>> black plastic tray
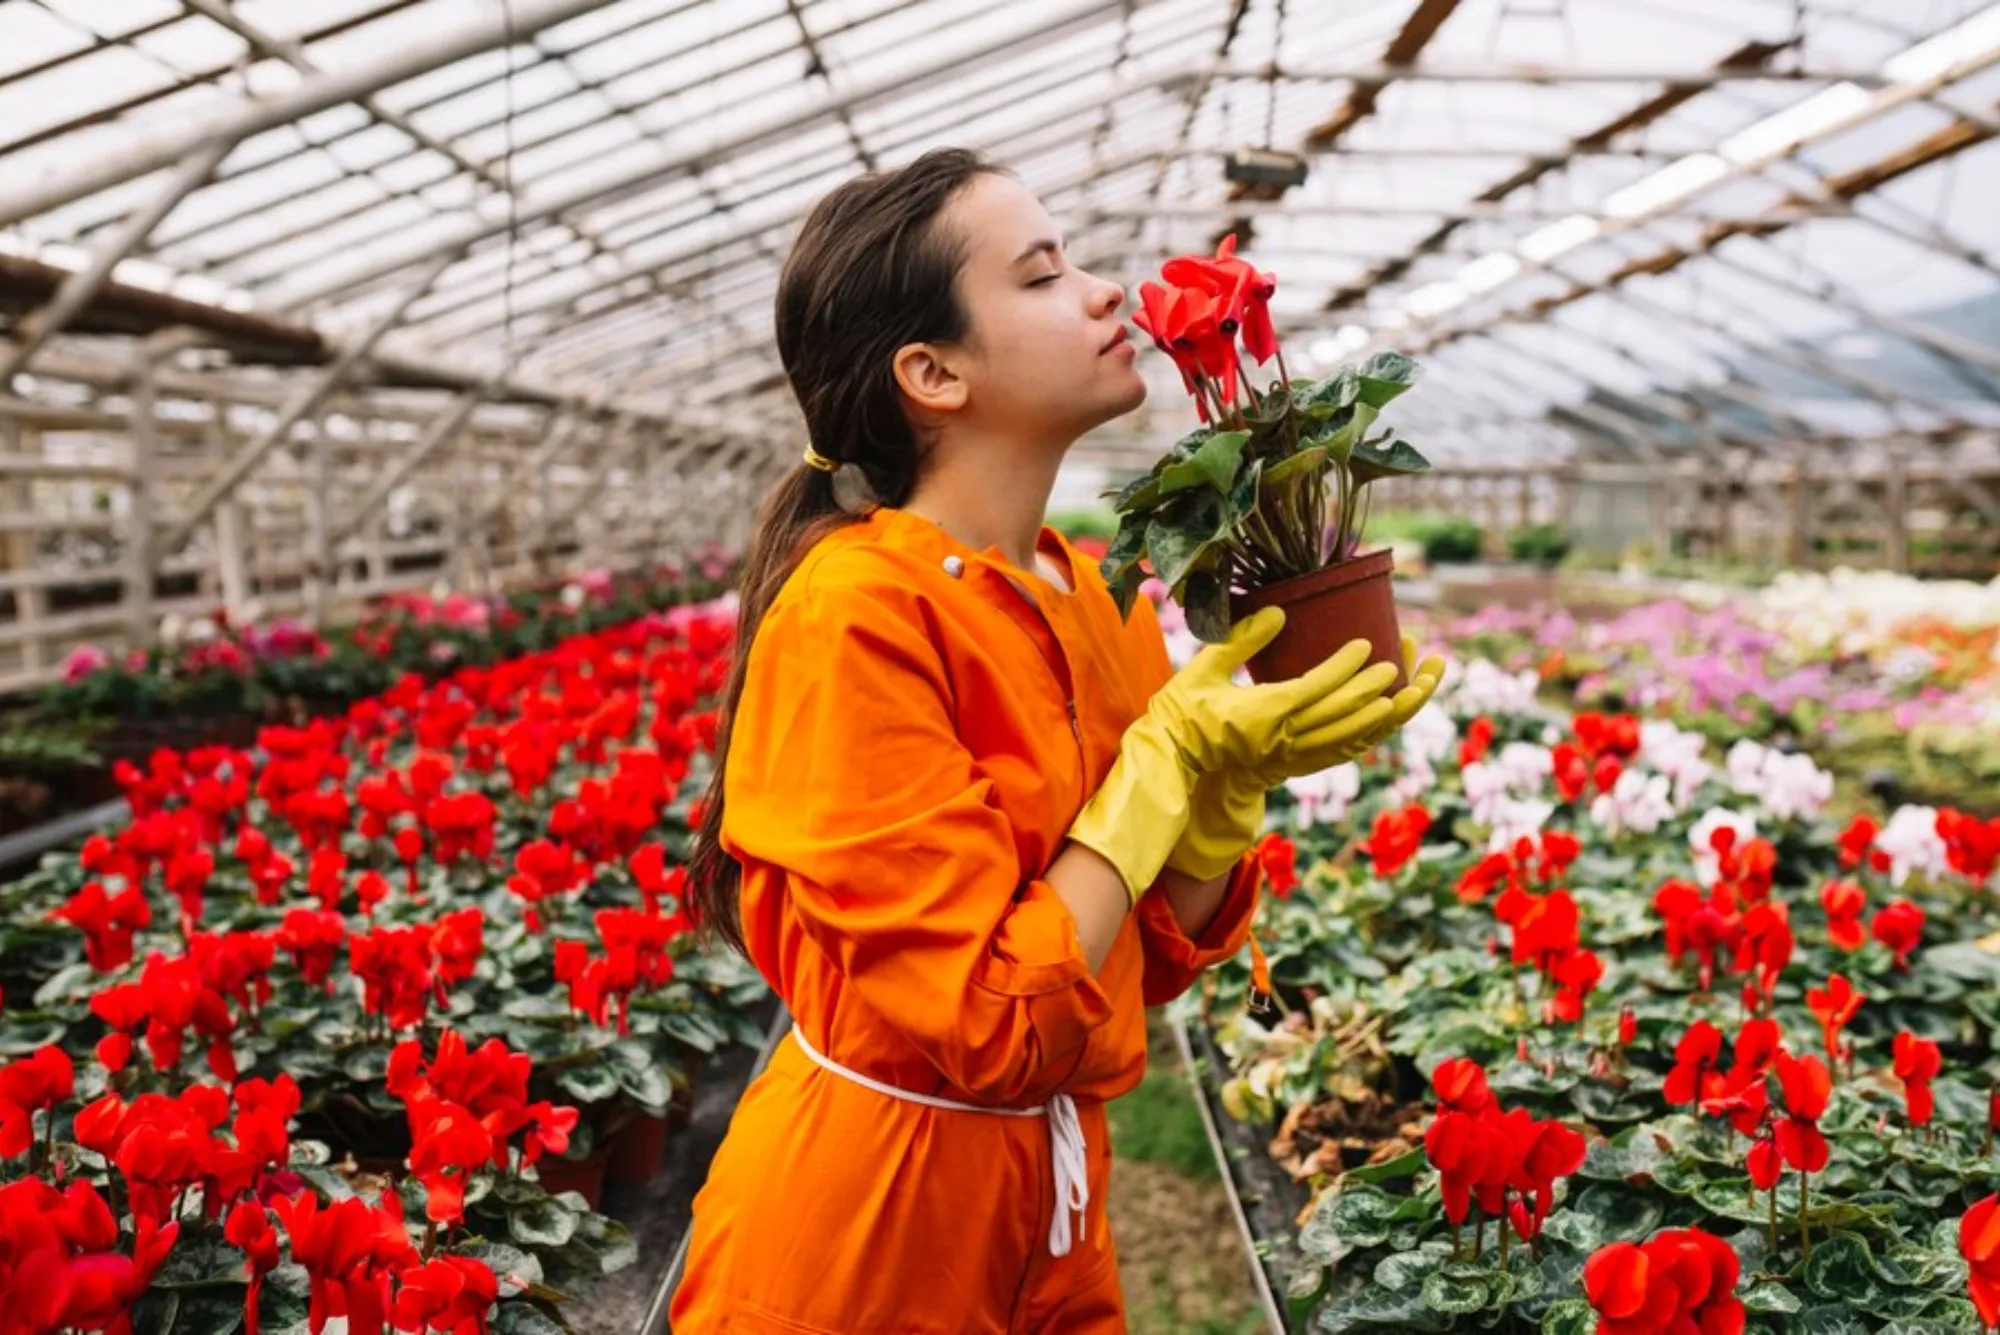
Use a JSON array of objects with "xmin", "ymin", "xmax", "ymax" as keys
[{"xmin": 1173, "ymin": 1013, "xmax": 1313, "ymax": 1335}]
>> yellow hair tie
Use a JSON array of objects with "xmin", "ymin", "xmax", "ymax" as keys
[{"xmin": 802, "ymin": 443, "xmax": 840, "ymax": 474}]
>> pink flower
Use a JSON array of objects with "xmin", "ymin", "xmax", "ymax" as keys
[{"xmin": 62, "ymin": 644, "xmax": 112, "ymax": 683}]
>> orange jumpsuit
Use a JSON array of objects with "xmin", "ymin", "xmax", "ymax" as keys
[{"xmin": 669, "ymin": 506, "xmax": 1261, "ymax": 1334}]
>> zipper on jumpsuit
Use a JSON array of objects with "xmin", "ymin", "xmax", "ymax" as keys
[
  {"xmin": 976, "ymin": 556, "xmax": 1088, "ymax": 783},
  {"xmin": 970, "ymin": 560, "xmax": 1100, "ymax": 1331}
]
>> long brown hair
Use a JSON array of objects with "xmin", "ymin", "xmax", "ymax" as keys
[{"xmin": 687, "ymin": 147, "xmax": 1008, "ymax": 953}]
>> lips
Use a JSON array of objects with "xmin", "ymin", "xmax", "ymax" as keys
[{"xmin": 1101, "ymin": 326, "xmax": 1130, "ymax": 354}]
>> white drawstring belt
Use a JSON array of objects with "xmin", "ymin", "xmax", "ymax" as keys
[{"xmin": 789, "ymin": 1027, "xmax": 1089, "ymax": 1257}]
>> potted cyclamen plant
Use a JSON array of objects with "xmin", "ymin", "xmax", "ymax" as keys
[{"xmin": 1101, "ymin": 236, "xmax": 1431, "ymax": 687}]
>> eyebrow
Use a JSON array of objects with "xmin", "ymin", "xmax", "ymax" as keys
[{"xmin": 1012, "ymin": 237, "xmax": 1064, "ymax": 266}]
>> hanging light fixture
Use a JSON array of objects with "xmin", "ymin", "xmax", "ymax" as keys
[
  {"xmin": 1223, "ymin": 0, "xmax": 1307, "ymax": 190},
  {"xmin": 1224, "ymin": 146, "xmax": 1310, "ymax": 189}
]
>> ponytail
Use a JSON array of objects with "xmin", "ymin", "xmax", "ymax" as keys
[
  {"xmin": 685, "ymin": 147, "xmax": 1007, "ymax": 953},
  {"xmin": 687, "ymin": 466, "xmax": 857, "ymax": 953}
]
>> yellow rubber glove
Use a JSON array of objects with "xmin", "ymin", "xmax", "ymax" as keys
[
  {"xmin": 1164, "ymin": 635, "xmax": 1447, "ymax": 880},
  {"xmin": 1068, "ymin": 608, "xmax": 1403, "ymax": 903}
]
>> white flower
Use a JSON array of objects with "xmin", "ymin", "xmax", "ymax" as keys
[
  {"xmin": 1446, "ymin": 659, "xmax": 1541, "ymax": 716},
  {"xmin": 1385, "ymin": 771, "xmax": 1431, "ymax": 807},
  {"xmin": 1689, "ymin": 808, "xmax": 1759, "ymax": 886},
  {"xmin": 1723, "ymin": 738, "xmax": 1834, "ymax": 823},
  {"xmin": 1639, "ymin": 720, "xmax": 1713, "ymax": 806},
  {"xmin": 1461, "ymin": 760, "xmax": 1511, "ymax": 825},
  {"xmin": 1875, "ymin": 805, "xmax": 1952, "ymax": 887},
  {"xmin": 1590, "ymin": 770, "xmax": 1675, "ymax": 837},
  {"xmin": 1881, "ymin": 645, "xmax": 1935, "ymax": 683},
  {"xmin": 1462, "ymin": 743, "xmax": 1553, "ymax": 828},
  {"xmin": 1162, "ymin": 626, "xmax": 1203, "ymax": 669},
  {"xmin": 1725, "ymin": 739, "xmax": 1771, "ymax": 794},
  {"xmin": 1397, "ymin": 705, "xmax": 1457, "ymax": 776},
  {"xmin": 1495, "ymin": 742, "xmax": 1555, "ymax": 788},
  {"xmin": 1285, "ymin": 763, "xmax": 1361, "ymax": 829},
  {"xmin": 1757, "ymin": 752, "xmax": 1834, "ymax": 823},
  {"xmin": 1487, "ymin": 797, "xmax": 1555, "ymax": 851}
]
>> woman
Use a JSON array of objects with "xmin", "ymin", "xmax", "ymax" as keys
[{"xmin": 672, "ymin": 147, "xmax": 1442, "ymax": 1333}]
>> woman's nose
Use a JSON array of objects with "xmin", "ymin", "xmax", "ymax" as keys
[{"xmin": 1090, "ymin": 275, "xmax": 1125, "ymax": 314}]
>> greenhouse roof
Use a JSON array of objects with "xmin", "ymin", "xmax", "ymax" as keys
[{"xmin": 1, "ymin": 0, "xmax": 1997, "ymax": 468}]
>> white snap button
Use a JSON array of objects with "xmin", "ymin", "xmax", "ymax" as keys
[{"xmin": 942, "ymin": 555, "xmax": 965, "ymax": 578}]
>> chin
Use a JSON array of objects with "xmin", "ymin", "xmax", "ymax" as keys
[
  {"xmin": 1069, "ymin": 397, "xmax": 1144, "ymax": 443},
  {"xmin": 1105, "ymin": 373, "xmax": 1149, "ymax": 420}
]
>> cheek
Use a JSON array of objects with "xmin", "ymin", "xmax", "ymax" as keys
[
  {"xmin": 990, "ymin": 305, "xmax": 1084, "ymax": 374},
  {"xmin": 1019, "ymin": 299, "xmax": 1087, "ymax": 351},
  {"xmin": 972, "ymin": 297, "xmax": 1105, "ymax": 409}
]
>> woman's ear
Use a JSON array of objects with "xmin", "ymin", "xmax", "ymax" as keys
[{"xmin": 892, "ymin": 342, "xmax": 970, "ymax": 419}]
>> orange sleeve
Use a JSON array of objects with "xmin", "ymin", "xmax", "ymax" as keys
[
  {"xmin": 722, "ymin": 571, "xmax": 1114, "ymax": 1105},
  {"xmin": 1116, "ymin": 595, "xmax": 1264, "ymax": 1005},
  {"xmin": 1136, "ymin": 856, "xmax": 1263, "ymax": 1005}
]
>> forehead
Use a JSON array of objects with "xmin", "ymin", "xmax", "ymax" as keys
[{"xmin": 951, "ymin": 174, "xmax": 1060, "ymax": 270}]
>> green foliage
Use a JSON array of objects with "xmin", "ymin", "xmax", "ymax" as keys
[
  {"xmin": 0, "ymin": 722, "xmax": 103, "ymax": 771},
  {"xmin": 1101, "ymin": 352, "xmax": 1431, "ymax": 641},
  {"xmin": 18, "ymin": 564, "xmax": 736, "ymax": 734},
  {"xmin": 1506, "ymin": 524, "xmax": 1573, "ymax": 568},
  {"xmin": 1199, "ymin": 682, "xmax": 2000, "ymax": 1332},
  {"xmin": 1107, "ymin": 1059, "xmax": 1220, "ymax": 1182},
  {"xmin": 1369, "ymin": 512, "xmax": 1485, "ymax": 565},
  {"xmin": 1046, "ymin": 506, "xmax": 1120, "ymax": 541}
]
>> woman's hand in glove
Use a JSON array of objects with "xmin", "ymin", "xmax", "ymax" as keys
[
  {"xmin": 1066, "ymin": 608, "xmax": 1405, "ymax": 903},
  {"xmin": 1164, "ymin": 635, "xmax": 1447, "ymax": 881}
]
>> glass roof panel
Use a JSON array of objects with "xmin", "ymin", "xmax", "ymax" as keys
[
  {"xmin": 41, "ymin": 0, "xmax": 185, "ymax": 39},
  {"xmin": 0, "ymin": 0, "xmax": 1988, "ymax": 466}
]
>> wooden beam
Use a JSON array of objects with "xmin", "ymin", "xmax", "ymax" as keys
[
  {"xmin": 1324, "ymin": 38, "xmax": 1792, "ymax": 310},
  {"xmin": 1297, "ymin": 0, "xmax": 1465, "ymax": 149},
  {"xmin": 1418, "ymin": 97, "xmax": 1998, "ymax": 354},
  {"xmin": 1217, "ymin": 0, "xmax": 1464, "ymax": 247},
  {"xmin": 0, "ymin": 254, "xmax": 324, "ymax": 365}
]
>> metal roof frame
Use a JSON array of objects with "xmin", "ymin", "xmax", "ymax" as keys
[{"xmin": 0, "ymin": 0, "xmax": 1992, "ymax": 485}]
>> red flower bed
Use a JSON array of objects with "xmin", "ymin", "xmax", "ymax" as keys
[{"xmin": 0, "ymin": 598, "xmax": 762, "ymax": 1333}]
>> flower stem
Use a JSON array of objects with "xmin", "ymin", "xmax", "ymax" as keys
[
  {"xmin": 1308, "ymin": 470, "xmax": 1329, "ymax": 565},
  {"xmin": 1768, "ymin": 1183, "xmax": 1778, "ymax": 1254},
  {"xmin": 1799, "ymin": 1173, "xmax": 1812, "ymax": 1260}
]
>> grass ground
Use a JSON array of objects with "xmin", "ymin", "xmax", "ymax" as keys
[{"xmin": 1107, "ymin": 1017, "xmax": 1267, "ymax": 1334}]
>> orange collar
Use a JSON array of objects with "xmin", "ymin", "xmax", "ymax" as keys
[{"xmin": 864, "ymin": 506, "xmax": 1080, "ymax": 599}]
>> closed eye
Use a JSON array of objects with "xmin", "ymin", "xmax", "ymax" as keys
[{"xmin": 1030, "ymin": 274, "xmax": 1060, "ymax": 286}]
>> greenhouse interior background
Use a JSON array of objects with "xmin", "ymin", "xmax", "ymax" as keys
[{"xmin": 1, "ymin": 0, "xmax": 1997, "ymax": 1332}]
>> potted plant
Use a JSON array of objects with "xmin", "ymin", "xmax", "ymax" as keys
[{"xmin": 1101, "ymin": 236, "xmax": 1432, "ymax": 686}]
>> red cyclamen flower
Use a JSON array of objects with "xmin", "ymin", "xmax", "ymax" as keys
[
  {"xmin": 392, "ymin": 1255, "xmax": 499, "ymax": 1335},
  {"xmin": 1819, "ymin": 879, "xmax": 1867, "ymax": 952},
  {"xmin": 1962, "ymin": 1194, "xmax": 2000, "ymax": 1329},
  {"xmin": 1871, "ymin": 899, "xmax": 1925, "ymax": 969},
  {"xmin": 1805, "ymin": 974, "xmax": 1862, "ymax": 1065},
  {"xmin": 1891, "ymin": 1032, "xmax": 1942, "ymax": 1129},
  {"xmin": 1584, "ymin": 1228, "xmax": 1744, "ymax": 1335}
]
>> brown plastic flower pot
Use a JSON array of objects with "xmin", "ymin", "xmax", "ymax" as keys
[
  {"xmin": 537, "ymin": 1148, "xmax": 609, "ymax": 1209},
  {"xmin": 667, "ymin": 1052, "xmax": 706, "ymax": 1133},
  {"xmin": 1230, "ymin": 548, "xmax": 1406, "ymax": 691},
  {"xmin": 606, "ymin": 1111, "xmax": 672, "ymax": 1183}
]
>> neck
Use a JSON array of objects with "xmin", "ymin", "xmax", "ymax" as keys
[{"xmin": 901, "ymin": 428, "xmax": 1065, "ymax": 570}]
